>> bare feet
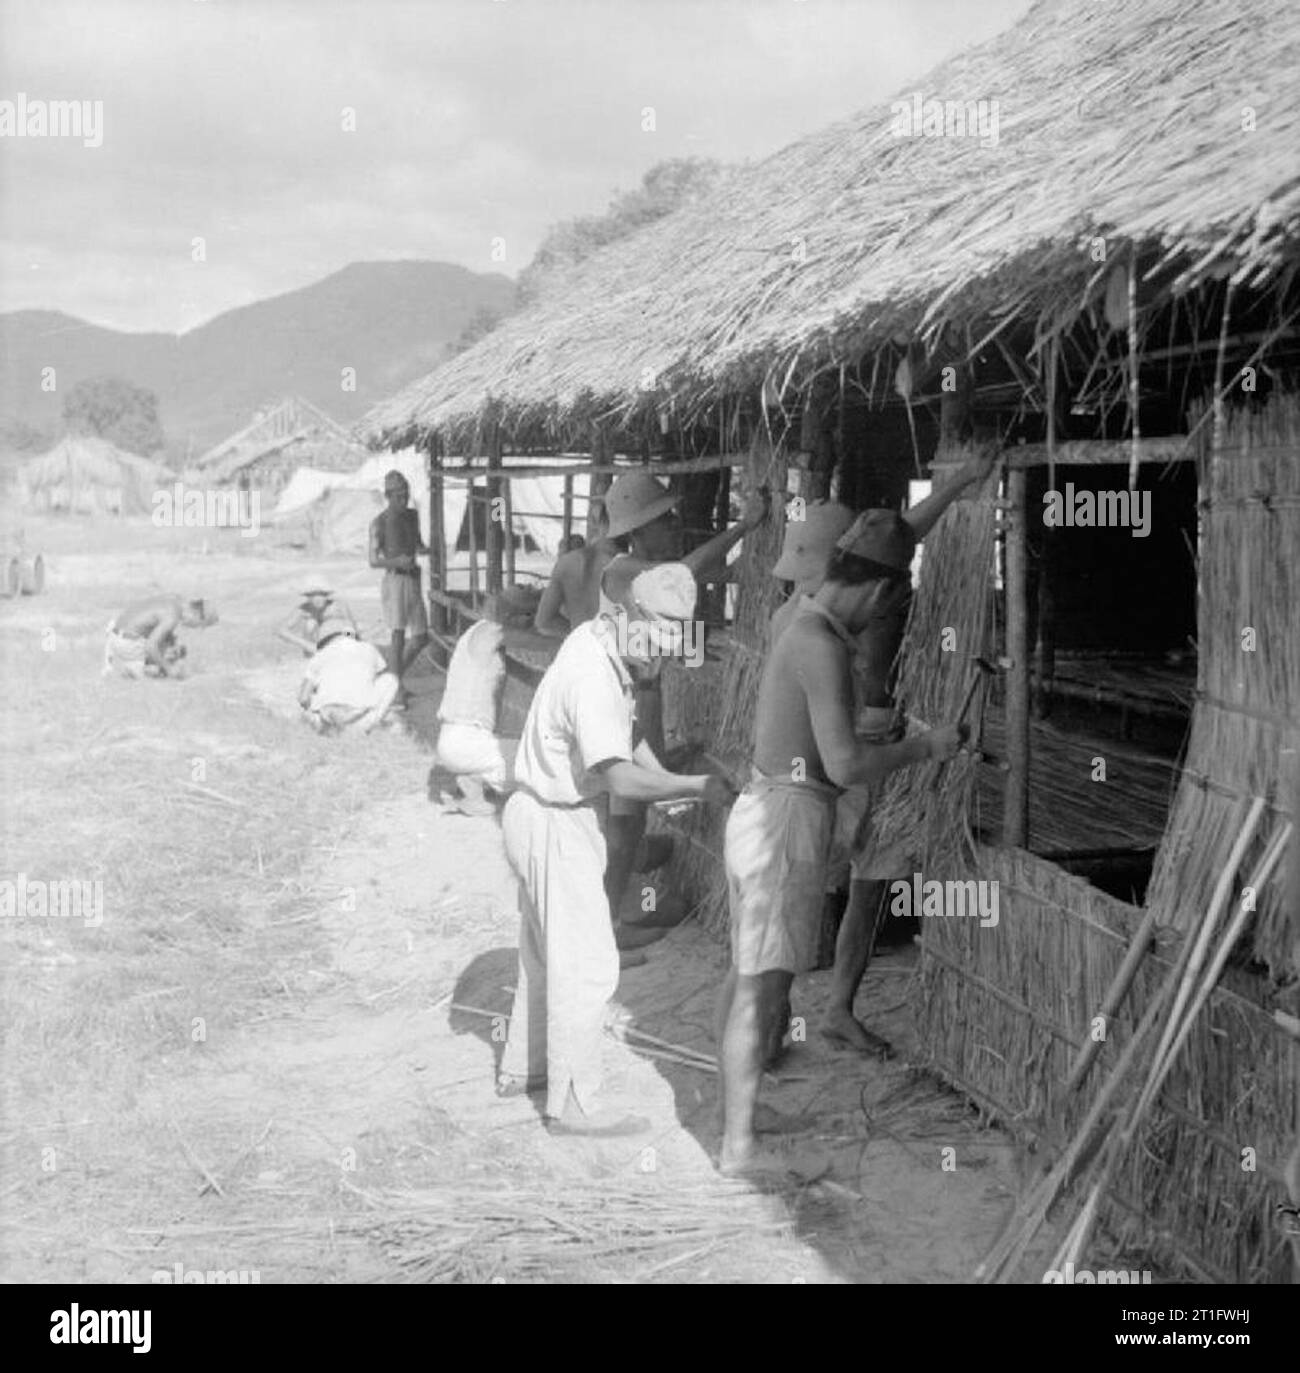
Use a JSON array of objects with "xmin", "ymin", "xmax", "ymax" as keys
[
  {"xmin": 718, "ymin": 1138, "xmax": 832, "ymax": 1181},
  {"xmin": 820, "ymin": 1008, "xmax": 895, "ymax": 1059},
  {"xmin": 496, "ymin": 1074, "xmax": 546, "ymax": 1099},
  {"xmin": 713, "ymin": 1101, "xmax": 808, "ymax": 1136}
]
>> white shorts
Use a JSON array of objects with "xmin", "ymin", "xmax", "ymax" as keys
[
  {"xmin": 436, "ymin": 721, "xmax": 519, "ymax": 793},
  {"xmin": 724, "ymin": 778, "xmax": 835, "ymax": 976}
]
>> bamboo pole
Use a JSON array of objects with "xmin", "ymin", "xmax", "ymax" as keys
[
  {"xmin": 562, "ymin": 473, "xmax": 574, "ymax": 547},
  {"xmin": 1003, "ymin": 466, "xmax": 1030, "ymax": 847},
  {"xmin": 438, "ymin": 451, "xmax": 750, "ymax": 480},
  {"xmin": 1060, "ymin": 818, "xmax": 1291, "ymax": 1274},
  {"xmin": 428, "ymin": 441, "xmax": 449, "ymax": 636},
  {"xmin": 466, "ymin": 476, "xmax": 480, "ymax": 610},
  {"xmin": 587, "ymin": 425, "xmax": 610, "ymax": 541},
  {"xmin": 502, "ymin": 463, "xmax": 516, "ymax": 586},
  {"xmin": 1059, "ymin": 905, "xmax": 1158, "ymax": 1099},
  {"xmin": 486, "ymin": 423, "xmax": 503, "ymax": 597}
]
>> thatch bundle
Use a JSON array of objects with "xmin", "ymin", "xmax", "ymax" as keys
[
  {"xmin": 871, "ymin": 459, "xmax": 999, "ymax": 867},
  {"xmin": 1146, "ymin": 396, "xmax": 1300, "ymax": 977}
]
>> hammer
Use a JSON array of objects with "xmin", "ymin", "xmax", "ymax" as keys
[
  {"xmin": 929, "ymin": 656, "xmax": 1000, "ymax": 791},
  {"xmin": 955, "ymin": 655, "xmax": 999, "ymax": 726}
]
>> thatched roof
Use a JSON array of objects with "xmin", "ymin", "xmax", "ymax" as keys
[
  {"xmin": 18, "ymin": 436, "xmax": 173, "ymax": 514},
  {"xmin": 366, "ymin": 0, "xmax": 1300, "ymax": 449}
]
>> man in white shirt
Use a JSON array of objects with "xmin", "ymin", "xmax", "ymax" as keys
[
  {"xmin": 298, "ymin": 614, "xmax": 400, "ymax": 734},
  {"xmin": 498, "ymin": 562, "xmax": 735, "ymax": 1137}
]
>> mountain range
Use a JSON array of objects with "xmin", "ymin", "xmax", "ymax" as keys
[{"xmin": 0, "ymin": 261, "xmax": 515, "ymax": 461}]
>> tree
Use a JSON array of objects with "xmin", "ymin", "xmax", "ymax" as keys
[
  {"xmin": 444, "ymin": 303, "xmax": 512, "ymax": 360},
  {"xmin": 0, "ymin": 416, "xmax": 55, "ymax": 453},
  {"xmin": 62, "ymin": 376, "xmax": 165, "ymax": 456},
  {"xmin": 517, "ymin": 157, "xmax": 732, "ymax": 306}
]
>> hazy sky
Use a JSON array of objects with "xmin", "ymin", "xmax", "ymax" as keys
[{"xmin": 0, "ymin": 0, "xmax": 1031, "ymax": 334}]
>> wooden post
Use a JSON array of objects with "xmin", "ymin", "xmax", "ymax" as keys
[
  {"xmin": 798, "ymin": 376, "xmax": 837, "ymax": 501},
  {"xmin": 427, "ymin": 438, "xmax": 449, "ymax": 637},
  {"xmin": 485, "ymin": 423, "xmax": 503, "ymax": 597},
  {"xmin": 502, "ymin": 461, "xmax": 516, "ymax": 586},
  {"xmin": 587, "ymin": 426, "xmax": 610, "ymax": 541},
  {"xmin": 1003, "ymin": 466, "xmax": 1031, "ymax": 847},
  {"xmin": 705, "ymin": 460, "xmax": 732, "ymax": 623},
  {"xmin": 467, "ymin": 477, "xmax": 480, "ymax": 611},
  {"xmin": 562, "ymin": 472, "xmax": 574, "ymax": 547},
  {"xmin": 939, "ymin": 363, "xmax": 972, "ymax": 448}
]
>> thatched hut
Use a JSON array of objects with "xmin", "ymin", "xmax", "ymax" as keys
[
  {"xmin": 18, "ymin": 436, "xmax": 172, "ymax": 516},
  {"xmin": 366, "ymin": 0, "xmax": 1299, "ymax": 1282}
]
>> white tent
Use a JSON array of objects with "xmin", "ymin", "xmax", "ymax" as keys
[
  {"xmin": 272, "ymin": 466, "xmax": 344, "ymax": 521},
  {"xmin": 270, "ymin": 450, "xmax": 590, "ymax": 559}
]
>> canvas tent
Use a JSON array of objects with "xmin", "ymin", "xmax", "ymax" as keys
[{"xmin": 271, "ymin": 449, "xmax": 587, "ymax": 560}]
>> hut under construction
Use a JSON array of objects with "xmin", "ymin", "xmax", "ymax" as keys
[
  {"xmin": 195, "ymin": 396, "xmax": 366, "ymax": 497},
  {"xmin": 366, "ymin": 0, "xmax": 1300, "ymax": 1282}
]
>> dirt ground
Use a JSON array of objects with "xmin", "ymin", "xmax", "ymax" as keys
[{"xmin": 1, "ymin": 513, "xmax": 1022, "ymax": 1284}]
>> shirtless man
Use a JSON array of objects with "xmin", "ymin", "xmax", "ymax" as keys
[
  {"xmin": 595, "ymin": 472, "xmax": 769, "ymax": 923},
  {"xmin": 369, "ymin": 470, "xmax": 429, "ymax": 682},
  {"xmin": 103, "ymin": 595, "xmax": 218, "ymax": 679},
  {"xmin": 533, "ymin": 521, "xmax": 626, "ymax": 638},
  {"xmin": 809, "ymin": 453, "xmax": 994, "ymax": 1055},
  {"xmin": 718, "ymin": 511, "xmax": 966, "ymax": 1176}
]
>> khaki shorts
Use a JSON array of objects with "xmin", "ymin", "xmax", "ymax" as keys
[
  {"xmin": 381, "ymin": 570, "xmax": 428, "ymax": 634},
  {"xmin": 725, "ymin": 779, "xmax": 834, "ymax": 976}
]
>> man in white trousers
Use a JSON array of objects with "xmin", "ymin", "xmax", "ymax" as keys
[{"xmin": 497, "ymin": 562, "xmax": 735, "ymax": 1137}]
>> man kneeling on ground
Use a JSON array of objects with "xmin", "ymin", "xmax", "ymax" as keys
[
  {"xmin": 298, "ymin": 613, "xmax": 399, "ymax": 735},
  {"xmin": 103, "ymin": 595, "xmax": 218, "ymax": 679},
  {"xmin": 498, "ymin": 562, "xmax": 735, "ymax": 1137},
  {"xmin": 718, "ymin": 513, "xmax": 966, "ymax": 1177},
  {"xmin": 433, "ymin": 587, "xmax": 536, "ymax": 814}
]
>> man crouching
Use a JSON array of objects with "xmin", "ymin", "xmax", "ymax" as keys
[
  {"xmin": 497, "ymin": 562, "xmax": 735, "ymax": 1137},
  {"xmin": 298, "ymin": 614, "xmax": 399, "ymax": 734},
  {"xmin": 718, "ymin": 512, "xmax": 966, "ymax": 1177},
  {"xmin": 103, "ymin": 596, "xmax": 218, "ymax": 679}
]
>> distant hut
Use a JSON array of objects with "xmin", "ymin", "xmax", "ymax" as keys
[
  {"xmin": 18, "ymin": 436, "xmax": 172, "ymax": 516},
  {"xmin": 365, "ymin": 0, "xmax": 1299, "ymax": 1282},
  {"xmin": 196, "ymin": 397, "xmax": 367, "ymax": 498}
]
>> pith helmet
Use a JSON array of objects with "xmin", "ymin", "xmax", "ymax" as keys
[
  {"xmin": 772, "ymin": 500, "xmax": 856, "ymax": 582},
  {"xmin": 836, "ymin": 509, "xmax": 917, "ymax": 571},
  {"xmin": 604, "ymin": 471, "xmax": 680, "ymax": 539}
]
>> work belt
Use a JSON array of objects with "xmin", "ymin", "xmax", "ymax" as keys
[
  {"xmin": 744, "ymin": 766, "xmax": 838, "ymax": 804},
  {"xmin": 514, "ymin": 784, "xmax": 598, "ymax": 812}
]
